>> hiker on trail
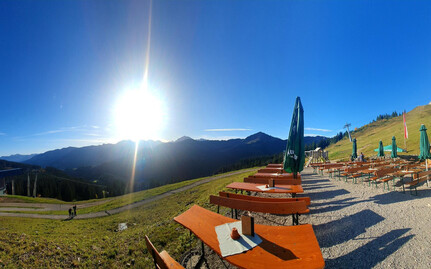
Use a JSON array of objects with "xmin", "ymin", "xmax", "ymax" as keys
[
  {"xmin": 73, "ymin": 205, "xmax": 77, "ymax": 216},
  {"xmin": 68, "ymin": 208, "xmax": 73, "ymax": 218}
]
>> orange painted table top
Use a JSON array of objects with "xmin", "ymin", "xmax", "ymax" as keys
[
  {"xmin": 390, "ymin": 169, "xmax": 423, "ymax": 178},
  {"xmin": 226, "ymin": 182, "xmax": 304, "ymax": 194},
  {"xmin": 174, "ymin": 205, "xmax": 325, "ymax": 269}
]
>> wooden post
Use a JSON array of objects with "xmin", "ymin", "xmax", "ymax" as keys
[
  {"xmin": 27, "ymin": 173, "xmax": 31, "ymax": 197},
  {"xmin": 33, "ymin": 173, "xmax": 38, "ymax": 197},
  {"xmin": 11, "ymin": 178, "xmax": 15, "ymax": 195}
]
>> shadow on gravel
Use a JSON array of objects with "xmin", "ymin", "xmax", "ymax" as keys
[
  {"xmin": 406, "ymin": 188, "xmax": 431, "ymax": 197},
  {"xmin": 314, "ymin": 209, "xmax": 384, "ymax": 248},
  {"xmin": 311, "ymin": 197, "xmax": 356, "ymax": 207},
  {"xmin": 311, "ymin": 197, "xmax": 370, "ymax": 214},
  {"xmin": 302, "ymin": 179, "xmax": 331, "ymax": 185},
  {"xmin": 325, "ymin": 228, "xmax": 413, "ymax": 268},
  {"xmin": 370, "ymin": 186, "xmax": 431, "ymax": 204},
  {"xmin": 306, "ymin": 189, "xmax": 350, "ymax": 200},
  {"xmin": 302, "ymin": 185, "xmax": 334, "ymax": 191},
  {"xmin": 370, "ymin": 191, "xmax": 418, "ymax": 205}
]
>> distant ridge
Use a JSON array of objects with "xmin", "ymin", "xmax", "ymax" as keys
[
  {"xmin": 24, "ymin": 140, "xmax": 161, "ymax": 169},
  {"xmin": 0, "ymin": 153, "xmax": 38, "ymax": 163}
]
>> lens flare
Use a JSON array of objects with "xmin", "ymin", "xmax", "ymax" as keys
[{"xmin": 114, "ymin": 87, "xmax": 165, "ymax": 142}]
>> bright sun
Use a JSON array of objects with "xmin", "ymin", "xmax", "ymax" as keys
[{"xmin": 114, "ymin": 87, "xmax": 165, "ymax": 141}]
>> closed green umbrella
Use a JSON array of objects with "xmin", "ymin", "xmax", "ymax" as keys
[
  {"xmin": 391, "ymin": 136, "xmax": 397, "ymax": 158},
  {"xmin": 377, "ymin": 141, "xmax": 384, "ymax": 157},
  {"xmin": 283, "ymin": 97, "xmax": 304, "ymax": 179},
  {"xmin": 351, "ymin": 138, "xmax": 357, "ymax": 160},
  {"xmin": 419, "ymin": 125, "xmax": 431, "ymax": 171}
]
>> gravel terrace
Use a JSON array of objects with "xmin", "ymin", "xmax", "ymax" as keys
[{"xmin": 189, "ymin": 167, "xmax": 431, "ymax": 269}]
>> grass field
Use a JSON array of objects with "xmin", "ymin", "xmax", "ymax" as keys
[
  {"xmin": 0, "ymin": 168, "xmax": 257, "ymax": 216},
  {"xmin": 326, "ymin": 104, "xmax": 431, "ymax": 160},
  {"xmin": 0, "ymin": 169, "xmax": 257, "ymax": 268}
]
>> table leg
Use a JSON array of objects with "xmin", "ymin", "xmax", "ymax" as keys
[{"xmin": 195, "ymin": 240, "xmax": 206, "ymax": 269}]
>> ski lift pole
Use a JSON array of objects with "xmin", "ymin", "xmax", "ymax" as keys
[{"xmin": 344, "ymin": 123, "xmax": 352, "ymax": 142}]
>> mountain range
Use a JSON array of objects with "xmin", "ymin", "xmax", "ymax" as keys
[
  {"xmin": 0, "ymin": 132, "xmax": 326, "ymax": 190},
  {"xmin": 0, "ymin": 153, "xmax": 38, "ymax": 163}
]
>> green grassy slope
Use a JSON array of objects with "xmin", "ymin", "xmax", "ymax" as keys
[
  {"xmin": 326, "ymin": 104, "xmax": 431, "ymax": 160},
  {"xmin": 0, "ymin": 168, "xmax": 259, "ymax": 215},
  {"xmin": 0, "ymin": 169, "xmax": 257, "ymax": 268}
]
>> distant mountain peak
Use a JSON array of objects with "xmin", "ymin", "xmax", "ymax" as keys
[
  {"xmin": 175, "ymin": 136, "xmax": 194, "ymax": 142},
  {"xmin": 244, "ymin": 132, "xmax": 275, "ymax": 144}
]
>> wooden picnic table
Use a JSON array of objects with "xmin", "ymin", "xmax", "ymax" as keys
[
  {"xmin": 390, "ymin": 169, "xmax": 423, "ymax": 178},
  {"xmin": 174, "ymin": 205, "xmax": 325, "ymax": 269},
  {"xmin": 257, "ymin": 168, "xmax": 284, "ymax": 173},
  {"xmin": 244, "ymin": 176, "xmax": 301, "ymax": 185},
  {"xmin": 252, "ymin": 172, "xmax": 302, "ymax": 179},
  {"xmin": 267, "ymin": 163, "xmax": 283, "ymax": 168},
  {"xmin": 358, "ymin": 168, "xmax": 378, "ymax": 174},
  {"xmin": 226, "ymin": 182, "xmax": 303, "ymax": 197}
]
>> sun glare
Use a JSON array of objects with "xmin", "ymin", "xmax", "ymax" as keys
[{"xmin": 114, "ymin": 87, "xmax": 165, "ymax": 141}]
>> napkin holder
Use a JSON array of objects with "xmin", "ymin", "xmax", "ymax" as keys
[
  {"xmin": 241, "ymin": 215, "xmax": 254, "ymax": 236},
  {"xmin": 269, "ymin": 178, "xmax": 275, "ymax": 187}
]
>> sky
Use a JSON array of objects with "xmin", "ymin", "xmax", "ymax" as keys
[{"xmin": 1, "ymin": 0, "xmax": 431, "ymax": 156}]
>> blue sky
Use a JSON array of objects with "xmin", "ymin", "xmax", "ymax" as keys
[{"xmin": 1, "ymin": 0, "xmax": 431, "ymax": 155}]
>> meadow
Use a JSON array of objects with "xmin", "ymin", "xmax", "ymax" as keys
[{"xmin": 0, "ymin": 169, "xmax": 257, "ymax": 268}]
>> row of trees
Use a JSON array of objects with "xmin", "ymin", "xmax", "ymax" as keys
[
  {"xmin": 373, "ymin": 111, "xmax": 401, "ymax": 122},
  {"xmin": 5, "ymin": 172, "xmax": 107, "ymax": 201}
]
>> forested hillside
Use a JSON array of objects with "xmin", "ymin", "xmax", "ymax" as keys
[{"xmin": 0, "ymin": 161, "xmax": 111, "ymax": 201}]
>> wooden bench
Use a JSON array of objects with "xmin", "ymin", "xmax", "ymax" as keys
[
  {"xmin": 367, "ymin": 167, "xmax": 398, "ymax": 189},
  {"xmin": 210, "ymin": 195, "xmax": 308, "ymax": 225},
  {"xmin": 324, "ymin": 164, "xmax": 345, "ymax": 178},
  {"xmin": 218, "ymin": 192, "xmax": 311, "ymax": 205},
  {"xmin": 226, "ymin": 182, "xmax": 304, "ymax": 197},
  {"xmin": 244, "ymin": 176, "xmax": 301, "ymax": 185},
  {"xmin": 217, "ymin": 191, "xmax": 311, "ymax": 223},
  {"xmin": 403, "ymin": 170, "xmax": 431, "ymax": 195},
  {"xmin": 340, "ymin": 165, "xmax": 371, "ymax": 182},
  {"xmin": 145, "ymin": 235, "xmax": 184, "ymax": 269}
]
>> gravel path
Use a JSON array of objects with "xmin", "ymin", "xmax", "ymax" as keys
[
  {"xmin": 301, "ymin": 167, "xmax": 431, "ymax": 268},
  {"xmin": 0, "ymin": 168, "xmax": 257, "ymax": 220},
  {"xmin": 193, "ymin": 167, "xmax": 431, "ymax": 269},
  {"xmin": 0, "ymin": 198, "xmax": 115, "ymax": 211}
]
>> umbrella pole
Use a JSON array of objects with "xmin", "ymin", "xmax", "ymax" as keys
[{"xmin": 404, "ymin": 137, "xmax": 407, "ymax": 152}]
